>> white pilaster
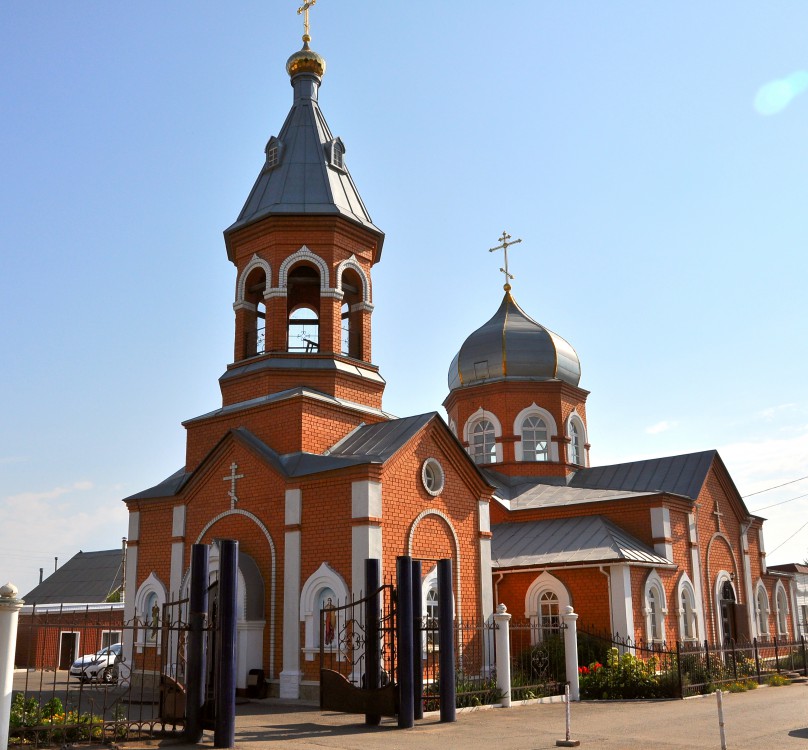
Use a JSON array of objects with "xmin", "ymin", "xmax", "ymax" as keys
[
  {"xmin": 742, "ymin": 526, "xmax": 756, "ymax": 638},
  {"xmin": 122, "ymin": 513, "xmax": 140, "ymax": 667},
  {"xmin": 687, "ymin": 512, "xmax": 707, "ymax": 640},
  {"xmin": 351, "ymin": 481, "xmax": 383, "ymax": 599},
  {"xmin": 478, "ymin": 500, "xmax": 494, "ymax": 620},
  {"xmin": 280, "ymin": 489, "xmax": 302, "ymax": 699},
  {"xmin": 650, "ymin": 507, "xmax": 673, "ymax": 560},
  {"xmin": 0, "ymin": 583, "xmax": 24, "ymax": 750},
  {"xmin": 609, "ymin": 564, "xmax": 634, "ymax": 638}
]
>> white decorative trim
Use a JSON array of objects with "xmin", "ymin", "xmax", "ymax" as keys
[
  {"xmin": 232, "ymin": 300, "xmax": 257, "ymax": 312},
  {"xmin": 650, "ymin": 507, "xmax": 673, "ymax": 561},
  {"xmin": 335, "ymin": 255, "xmax": 372, "ymax": 305},
  {"xmin": 513, "ymin": 403, "xmax": 559, "ymax": 462},
  {"xmin": 300, "ymin": 563, "xmax": 350, "ymax": 661},
  {"xmin": 421, "ymin": 458, "xmax": 445, "ymax": 497},
  {"xmin": 566, "ymin": 411, "xmax": 588, "ymax": 467},
  {"xmin": 714, "ymin": 571, "xmax": 737, "ymax": 646},
  {"xmin": 195, "ymin": 509, "xmax": 277, "ymax": 679},
  {"xmin": 278, "ymin": 245, "xmax": 330, "ymax": 290},
  {"xmin": 134, "ymin": 572, "xmax": 168, "ymax": 653},
  {"xmin": 264, "ymin": 287, "xmax": 287, "ymax": 299},
  {"xmin": 676, "ymin": 572, "xmax": 700, "ymax": 642},
  {"xmin": 524, "ymin": 571, "xmax": 571, "ymax": 620},
  {"xmin": 755, "ymin": 579, "xmax": 770, "ymax": 637},
  {"xmin": 236, "ymin": 254, "xmax": 272, "ymax": 303},
  {"xmin": 643, "ymin": 569, "xmax": 668, "ymax": 643},
  {"xmin": 463, "ymin": 407, "xmax": 503, "ymax": 464},
  {"xmin": 407, "ymin": 509, "xmax": 462, "ymax": 624},
  {"xmin": 350, "ymin": 302, "xmax": 374, "ymax": 313},
  {"xmin": 775, "ymin": 579, "xmax": 790, "ymax": 636}
]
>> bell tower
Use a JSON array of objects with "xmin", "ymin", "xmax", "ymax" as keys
[{"xmin": 219, "ymin": 19, "xmax": 386, "ymax": 412}]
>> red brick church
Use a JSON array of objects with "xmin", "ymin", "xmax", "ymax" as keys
[{"xmin": 123, "ymin": 19, "xmax": 797, "ymax": 699}]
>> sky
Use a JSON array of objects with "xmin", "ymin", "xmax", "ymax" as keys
[{"xmin": 1, "ymin": 2, "xmax": 807, "ymax": 598}]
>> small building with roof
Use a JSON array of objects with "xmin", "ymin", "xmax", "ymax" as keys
[{"xmin": 16, "ymin": 549, "xmax": 125, "ymax": 670}]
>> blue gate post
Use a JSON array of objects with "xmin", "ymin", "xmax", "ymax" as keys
[
  {"xmin": 396, "ymin": 556, "xmax": 415, "ymax": 728},
  {"xmin": 437, "ymin": 558, "xmax": 456, "ymax": 723},
  {"xmin": 184, "ymin": 544, "xmax": 209, "ymax": 743},
  {"xmin": 214, "ymin": 540, "xmax": 238, "ymax": 748},
  {"xmin": 364, "ymin": 558, "xmax": 381, "ymax": 726},
  {"xmin": 411, "ymin": 559, "xmax": 423, "ymax": 720}
]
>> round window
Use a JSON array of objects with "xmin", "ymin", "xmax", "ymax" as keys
[{"xmin": 421, "ymin": 458, "xmax": 445, "ymax": 496}]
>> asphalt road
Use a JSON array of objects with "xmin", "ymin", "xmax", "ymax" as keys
[{"xmin": 111, "ymin": 681, "xmax": 808, "ymax": 750}]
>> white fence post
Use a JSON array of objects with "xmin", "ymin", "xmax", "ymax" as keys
[
  {"xmin": 562, "ymin": 605, "xmax": 580, "ymax": 701},
  {"xmin": 0, "ymin": 583, "xmax": 24, "ymax": 750},
  {"xmin": 494, "ymin": 603, "xmax": 512, "ymax": 707}
]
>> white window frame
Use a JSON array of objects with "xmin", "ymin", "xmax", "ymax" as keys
[
  {"xmin": 644, "ymin": 569, "xmax": 668, "ymax": 644},
  {"xmin": 677, "ymin": 574, "xmax": 698, "ymax": 642},
  {"xmin": 513, "ymin": 404, "xmax": 559, "ymax": 462},
  {"xmin": 421, "ymin": 457, "xmax": 445, "ymax": 497},
  {"xmin": 101, "ymin": 630, "xmax": 122, "ymax": 649},
  {"xmin": 300, "ymin": 563, "xmax": 349, "ymax": 661},
  {"xmin": 775, "ymin": 581, "xmax": 789, "ymax": 637},
  {"xmin": 756, "ymin": 582, "xmax": 770, "ymax": 637},
  {"xmin": 566, "ymin": 412, "xmax": 587, "ymax": 467},
  {"xmin": 134, "ymin": 572, "xmax": 168, "ymax": 653},
  {"xmin": 462, "ymin": 408, "xmax": 503, "ymax": 464},
  {"xmin": 524, "ymin": 572, "xmax": 570, "ymax": 645}
]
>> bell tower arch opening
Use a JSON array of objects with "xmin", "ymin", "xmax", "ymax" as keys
[{"xmin": 286, "ymin": 264, "xmax": 321, "ymax": 353}]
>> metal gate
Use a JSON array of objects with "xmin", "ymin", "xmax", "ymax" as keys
[{"xmin": 319, "ymin": 583, "xmax": 399, "ymax": 717}]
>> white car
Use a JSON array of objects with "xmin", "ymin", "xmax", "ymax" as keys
[{"xmin": 69, "ymin": 643, "xmax": 123, "ymax": 683}]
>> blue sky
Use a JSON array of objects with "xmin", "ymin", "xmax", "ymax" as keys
[{"xmin": 1, "ymin": 2, "xmax": 807, "ymax": 597}]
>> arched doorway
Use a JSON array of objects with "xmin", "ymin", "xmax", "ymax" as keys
[{"xmin": 719, "ymin": 580, "xmax": 737, "ymax": 644}]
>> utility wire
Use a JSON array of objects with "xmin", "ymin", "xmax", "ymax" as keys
[
  {"xmin": 750, "ymin": 492, "xmax": 808, "ymax": 514},
  {"xmin": 743, "ymin": 475, "xmax": 808, "ymax": 498},
  {"xmin": 768, "ymin": 518, "xmax": 808, "ymax": 556}
]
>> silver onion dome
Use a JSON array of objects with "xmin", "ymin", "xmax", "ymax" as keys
[{"xmin": 448, "ymin": 291, "xmax": 581, "ymax": 391}]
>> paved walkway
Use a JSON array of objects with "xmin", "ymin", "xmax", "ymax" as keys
[{"xmin": 122, "ymin": 683, "xmax": 808, "ymax": 749}]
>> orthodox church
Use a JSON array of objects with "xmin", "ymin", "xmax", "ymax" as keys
[{"xmin": 123, "ymin": 20, "xmax": 797, "ymax": 699}]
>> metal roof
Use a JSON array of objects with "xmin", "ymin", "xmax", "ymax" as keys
[
  {"xmin": 126, "ymin": 414, "xmax": 438, "ymax": 501},
  {"xmin": 491, "ymin": 516, "xmax": 673, "ymax": 568},
  {"xmin": 568, "ymin": 451, "xmax": 716, "ymax": 500},
  {"xmin": 448, "ymin": 291, "xmax": 580, "ymax": 391},
  {"xmin": 225, "ymin": 67, "xmax": 384, "ymax": 248},
  {"xmin": 22, "ymin": 550, "xmax": 124, "ymax": 605}
]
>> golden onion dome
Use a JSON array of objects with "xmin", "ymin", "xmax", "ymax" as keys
[{"xmin": 286, "ymin": 40, "xmax": 326, "ymax": 78}]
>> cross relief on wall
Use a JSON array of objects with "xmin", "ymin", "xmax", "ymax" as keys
[{"xmin": 223, "ymin": 462, "xmax": 245, "ymax": 510}]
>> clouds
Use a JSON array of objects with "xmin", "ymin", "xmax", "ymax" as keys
[
  {"xmin": 645, "ymin": 420, "xmax": 678, "ymax": 435},
  {"xmin": 754, "ymin": 71, "xmax": 808, "ymax": 115},
  {"xmin": 0, "ymin": 480, "xmax": 127, "ymax": 597}
]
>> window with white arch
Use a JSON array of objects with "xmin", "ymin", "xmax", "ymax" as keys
[
  {"xmin": 756, "ymin": 584, "xmax": 770, "ymax": 637},
  {"xmin": 300, "ymin": 563, "xmax": 350, "ymax": 661},
  {"xmin": 677, "ymin": 576, "xmax": 698, "ymax": 641},
  {"xmin": 463, "ymin": 409, "xmax": 502, "ymax": 465},
  {"xmin": 134, "ymin": 572, "xmax": 167, "ymax": 652},
  {"xmin": 524, "ymin": 572, "xmax": 570, "ymax": 644},
  {"xmin": 644, "ymin": 570, "xmax": 667, "ymax": 643},
  {"xmin": 567, "ymin": 413, "xmax": 586, "ymax": 466},
  {"xmin": 775, "ymin": 582, "xmax": 789, "ymax": 636}
]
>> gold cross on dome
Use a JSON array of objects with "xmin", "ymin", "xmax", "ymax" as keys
[
  {"xmin": 489, "ymin": 231, "xmax": 522, "ymax": 291},
  {"xmin": 297, "ymin": 0, "xmax": 318, "ymax": 42}
]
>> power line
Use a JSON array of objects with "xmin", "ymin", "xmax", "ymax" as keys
[
  {"xmin": 743, "ymin": 475, "xmax": 808, "ymax": 498},
  {"xmin": 750, "ymin": 492, "xmax": 808, "ymax": 514},
  {"xmin": 768, "ymin": 517, "xmax": 808, "ymax": 556}
]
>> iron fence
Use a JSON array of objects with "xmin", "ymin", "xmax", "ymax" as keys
[
  {"xmin": 576, "ymin": 630, "xmax": 808, "ymax": 699},
  {"xmin": 508, "ymin": 620, "xmax": 567, "ymax": 701},
  {"xmin": 10, "ymin": 601, "xmax": 196, "ymax": 747}
]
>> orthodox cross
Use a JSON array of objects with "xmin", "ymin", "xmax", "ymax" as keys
[
  {"xmin": 297, "ymin": 0, "xmax": 318, "ymax": 41},
  {"xmin": 489, "ymin": 231, "xmax": 522, "ymax": 291},
  {"xmin": 713, "ymin": 497, "xmax": 723, "ymax": 531},
  {"xmin": 223, "ymin": 462, "xmax": 244, "ymax": 509}
]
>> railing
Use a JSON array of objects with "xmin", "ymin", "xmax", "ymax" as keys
[
  {"xmin": 10, "ymin": 604, "xmax": 192, "ymax": 746},
  {"xmin": 508, "ymin": 620, "xmax": 567, "ymax": 701}
]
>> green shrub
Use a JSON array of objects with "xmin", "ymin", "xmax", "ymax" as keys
[
  {"xmin": 578, "ymin": 647, "xmax": 678, "ymax": 700},
  {"xmin": 766, "ymin": 673, "xmax": 790, "ymax": 687}
]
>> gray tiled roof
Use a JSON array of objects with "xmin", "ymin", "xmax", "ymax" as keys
[
  {"xmin": 225, "ymin": 68, "xmax": 384, "ymax": 249},
  {"xmin": 491, "ymin": 516, "xmax": 673, "ymax": 568},
  {"xmin": 22, "ymin": 550, "xmax": 124, "ymax": 605},
  {"xmin": 126, "ymin": 414, "xmax": 438, "ymax": 501},
  {"xmin": 484, "ymin": 450, "xmax": 716, "ymax": 508}
]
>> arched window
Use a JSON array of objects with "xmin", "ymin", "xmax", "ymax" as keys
[
  {"xmin": 644, "ymin": 570, "xmax": 667, "ymax": 643},
  {"xmin": 470, "ymin": 419, "xmax": 496, "ymax": 464},
  {"xmin": 756, "ymin": 585, "xmax": 770, "ymax": 636},
  {"xmin": 340, "ymin": 302, "xmax": 350, "ymax": 356},
  {"xmin": 522, "ymin": 416, "xmax": 549, "ymax": 462},
  {"xmin": 300, "ymin": 563, "xmax": 349, "ymax": 661},
  {"xmin": 539, "ymin": 591, "xmax": 560, "ymax": 639},
  {"xmin": 425, "ymin": 586, "xmax": 439, "ymax": 651},
  {"xmin": 679, "ymin": 581, "xmax": 697, "ymax": 641},
  {"xmin": 776, "ymin": 584, "xmax": 789, "ymax": 636},
  {"xmin": 568, "ymin": 420, "xmax": 582, "ymax": 465},
  {"xmin": 288, "ymin": 306, "xmax": 319, "ymax": 353}
]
